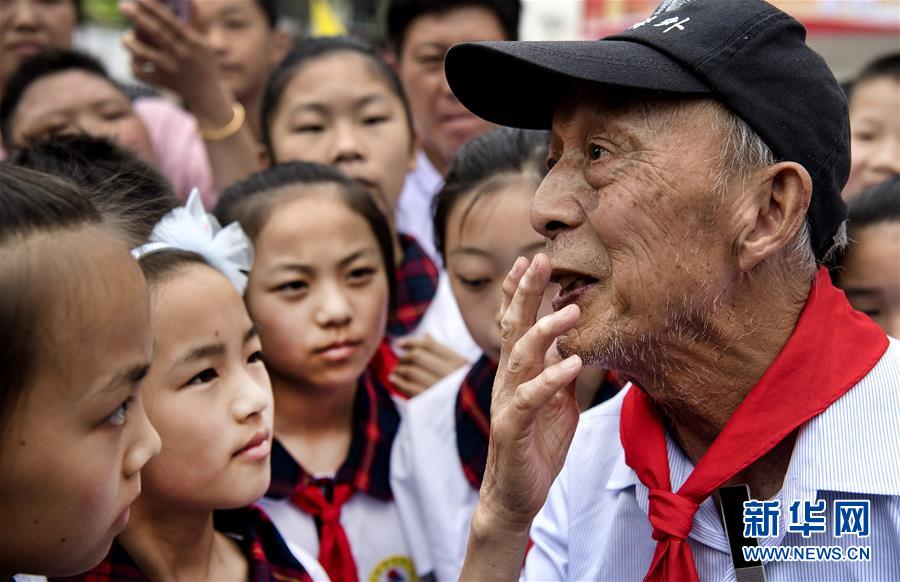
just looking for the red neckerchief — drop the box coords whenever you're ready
[266,371,400,582]
[455,355,498,490]
[55,507,313,582]
[387,233,439,337]
[455,357,626,490]
[620,268,889,582]
[369,337,405,399]
[290,483,357,582]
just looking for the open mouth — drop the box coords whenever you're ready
[550,269,599,310]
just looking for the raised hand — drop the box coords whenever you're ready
[460,253,582,581]
[391,335,469,396]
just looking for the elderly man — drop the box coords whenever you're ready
[442,0,900,580]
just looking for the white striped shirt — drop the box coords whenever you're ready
[526,337,900,581]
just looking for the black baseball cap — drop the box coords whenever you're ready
[445,0,850,261]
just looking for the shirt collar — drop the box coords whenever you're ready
[606,338,900,500]
[387,234,439,337]
[266,371,401,501]
[412,149,443,192]
[782,336,900,500]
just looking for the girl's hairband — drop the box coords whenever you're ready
[132,189,254,294]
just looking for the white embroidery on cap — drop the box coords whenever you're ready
[656,0,695,13]
[654,16,690,32]
[630,0,695,30]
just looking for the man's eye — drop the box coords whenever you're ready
[589,144,607,161]
[546,157,558,170]
[247,350,264,364]
[187,368,218,386]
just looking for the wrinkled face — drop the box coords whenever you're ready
[195,0,284,102]
[844,77,900,200]
[9,70,157,165]
[0,228,160,577]
[245,189,390,391]
[445,177,549,362]
[396,5,505,171]
[140,265,273,511]
[0,0,76,88]
[838,222,900,338]
[269,51,416,214]
[534,91,739,371]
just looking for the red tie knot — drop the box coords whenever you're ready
[320,505,341,523]
[648,489,699,541]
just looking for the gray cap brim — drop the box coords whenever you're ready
[445,39,711,130]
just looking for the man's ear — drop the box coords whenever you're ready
[736,161,812,272]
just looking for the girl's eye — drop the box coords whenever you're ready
[277,280,308,293]
[247,350,264,364]
[860,308,881,317]
[589,144,607,161]
[292,125,324,134]
[107,395,135,427]
[457,275,491,291]
[187,368,218,386]
[363,116,388,126]
[348,267,376,283]
[225,19,248,30]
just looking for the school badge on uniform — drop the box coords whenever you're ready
[367,555,418,582]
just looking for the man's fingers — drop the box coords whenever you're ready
[510,355,582,426]
[505,303,579,385]
[499,256,529,327]
[499,254,552,361]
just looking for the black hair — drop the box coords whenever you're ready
[0,163,102,431]
[260,35,413,159]
[385,0,520,54]
[137,249,211,287]
[214,161,396,305]
[847,52,900,101]
[0,50,119,145]
[433,127,549,263]
[847,177,900,231]
[9,134,179,247]
[254,0,280,28]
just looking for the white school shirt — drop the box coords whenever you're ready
[391,365,479,581]
[396,150,443,266]
[404,271,482,365]
[259,494,416,582]
[525,337,900,581]
[258,393,419,582]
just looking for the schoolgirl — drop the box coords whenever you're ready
[0,164,160,578]
[390,128,623,580]
[214,163,419,581]
[260,36,480,395]
[58,191,325,581]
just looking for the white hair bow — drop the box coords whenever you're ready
[132,189,253,294]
